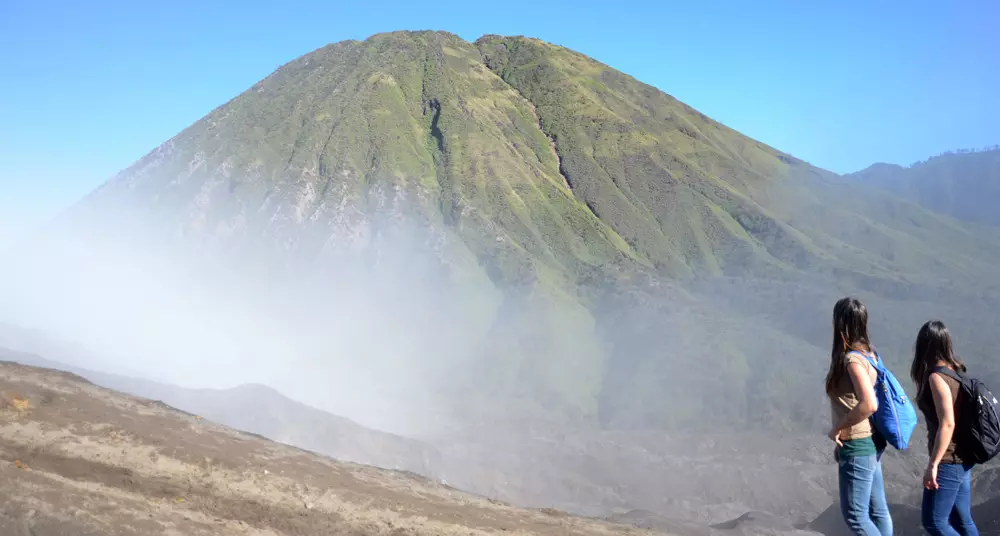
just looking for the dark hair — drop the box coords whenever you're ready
[825,297,873,394]
[910,320,966,395]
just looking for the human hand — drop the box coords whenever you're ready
[923,464,939,490]
[827,427,844,447]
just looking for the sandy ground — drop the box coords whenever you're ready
[0,361,654,536]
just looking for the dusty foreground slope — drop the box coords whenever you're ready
[0,362,648,536]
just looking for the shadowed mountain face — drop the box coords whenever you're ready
[850,149,1000,228]
[4,31,1000,449]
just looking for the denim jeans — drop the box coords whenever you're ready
[838,453,893,536]
[922,463,978,536]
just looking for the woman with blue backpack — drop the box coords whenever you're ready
[825,297,893,536]
[910,320,984,536]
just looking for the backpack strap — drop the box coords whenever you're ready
[932,366,965,385]
[847,350,882,372]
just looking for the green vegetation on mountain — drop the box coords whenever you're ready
[477,35,812,278]
[65,31,1000,432]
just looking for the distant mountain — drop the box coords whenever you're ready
[849,149,1000,227]
[6,30,1000,438]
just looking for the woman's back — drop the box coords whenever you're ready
[917,368,963,464]
[910,320,978,536]
[825,297,892,536]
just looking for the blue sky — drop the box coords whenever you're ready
[1,0,997,246]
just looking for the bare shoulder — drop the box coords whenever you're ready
[845,357,876,388]
[844,352,876,377]
[843,351,871,367]
[928,371,952,393]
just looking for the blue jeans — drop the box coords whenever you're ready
[838,453,893,536]
[922,463,978,536]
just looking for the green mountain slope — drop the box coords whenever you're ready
[476,35,1000,289]
[78,32,638,287]
[75,31,1000,290]
[21,31,1000,432]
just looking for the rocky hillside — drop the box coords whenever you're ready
[0,360,656,536]
[6,339,999,528]
[0,346,442,478]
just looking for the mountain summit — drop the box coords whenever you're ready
[74,31,1000,287]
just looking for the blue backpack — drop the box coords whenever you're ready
[851,351,918,450]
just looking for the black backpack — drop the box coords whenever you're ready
[934,367,1000,464]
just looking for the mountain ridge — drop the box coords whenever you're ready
[848,148,1000,227]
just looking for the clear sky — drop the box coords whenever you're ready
[1,0,997,247]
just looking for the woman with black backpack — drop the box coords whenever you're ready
[910,320,979,536]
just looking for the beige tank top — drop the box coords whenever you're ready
[828,351,878,440]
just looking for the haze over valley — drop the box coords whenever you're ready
[1,28,998,536]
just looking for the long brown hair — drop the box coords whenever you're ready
[825,297,873,394]
[910,320,966,396]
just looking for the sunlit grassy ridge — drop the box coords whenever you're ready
[477,35,809,278]
[475,35,1000,288]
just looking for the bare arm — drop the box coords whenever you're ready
[927,373,956,468]
[831,361,878,434]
